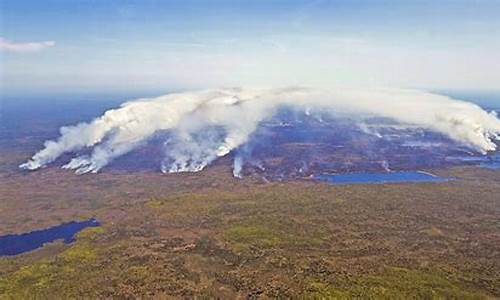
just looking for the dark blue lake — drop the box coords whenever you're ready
[0,218,100,256]
[480,161,500,169]
[315,171,452,185]
[480,154,500,169]
[446,153,500,169]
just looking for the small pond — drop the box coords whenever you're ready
[0,218,100,256]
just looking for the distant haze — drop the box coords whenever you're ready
[2,1,500,95]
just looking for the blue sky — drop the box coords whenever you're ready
[1,0,500,96]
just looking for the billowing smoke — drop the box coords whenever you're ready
[20,87,500,176]
[232,154,244,178]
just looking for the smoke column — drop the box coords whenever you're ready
[20,87,500,175]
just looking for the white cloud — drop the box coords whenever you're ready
[0,37,55,52]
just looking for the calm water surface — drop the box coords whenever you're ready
[0,218,100,256]
[315,171,453,185]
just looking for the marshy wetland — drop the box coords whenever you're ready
[1,164,499,298]
[0,97,499,298]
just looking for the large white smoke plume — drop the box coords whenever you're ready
[20,87,500,175]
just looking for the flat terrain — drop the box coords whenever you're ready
[0,163,499,298]
[1,99,499,298]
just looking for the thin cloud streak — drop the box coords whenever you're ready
[0,37,56,52]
